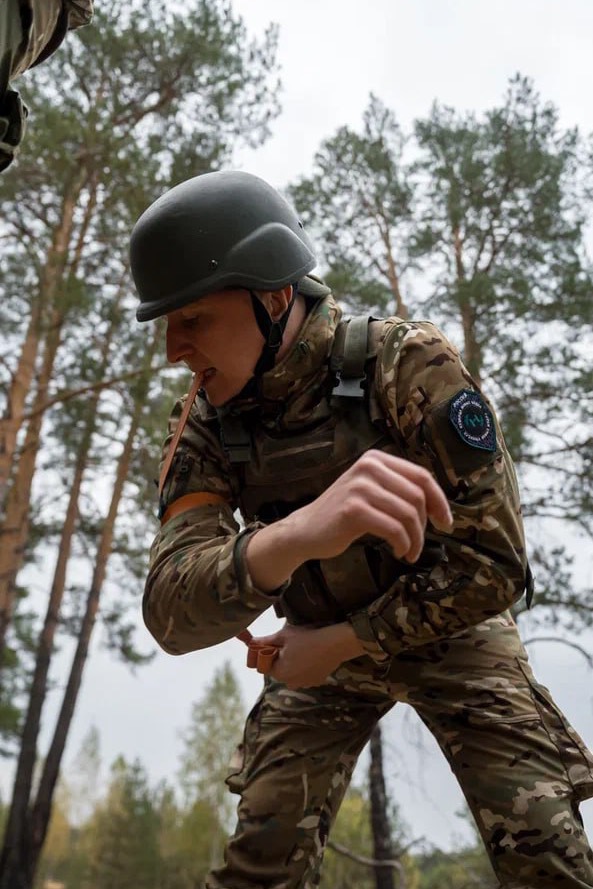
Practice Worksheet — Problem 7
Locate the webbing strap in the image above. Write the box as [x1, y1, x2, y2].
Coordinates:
[341, 315, 370, 378]
[161, 491, 226, 525]
[331, 315, 370, 398]
[158, 373, 203, 498]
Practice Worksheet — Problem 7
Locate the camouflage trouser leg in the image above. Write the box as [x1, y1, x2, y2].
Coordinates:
[205, 674, 391, 889]
[207, 612, 593, 888]
[393, 612, 593, 888]
[0, 0, 27, 170]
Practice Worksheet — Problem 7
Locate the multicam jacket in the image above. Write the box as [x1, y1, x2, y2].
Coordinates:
[143, 292, 530, 664]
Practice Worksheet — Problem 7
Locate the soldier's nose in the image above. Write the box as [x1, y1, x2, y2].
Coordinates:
[166, 326, 190, 364]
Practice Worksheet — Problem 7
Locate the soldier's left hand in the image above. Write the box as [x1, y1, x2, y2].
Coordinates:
[253, 622, 365, 689]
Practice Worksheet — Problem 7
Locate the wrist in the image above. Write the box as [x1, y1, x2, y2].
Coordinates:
[319, 622, 366, 662]
[245, 517, 309, 592]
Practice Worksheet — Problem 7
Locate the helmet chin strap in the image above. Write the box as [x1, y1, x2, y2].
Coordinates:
[249, 286, 296, 377]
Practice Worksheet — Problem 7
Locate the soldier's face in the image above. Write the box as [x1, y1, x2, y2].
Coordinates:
[165, 289, 265, 406]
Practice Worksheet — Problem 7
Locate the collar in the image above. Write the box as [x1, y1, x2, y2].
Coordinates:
[199, 294, 342, 430]
[259, 294, 341, 403]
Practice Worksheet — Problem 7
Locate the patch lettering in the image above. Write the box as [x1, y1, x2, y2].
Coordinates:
[449, 389, 496, 451]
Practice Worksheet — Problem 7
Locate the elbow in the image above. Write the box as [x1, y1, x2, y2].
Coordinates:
[144, 611, 185, 656]
[142, 584, 239, 655]
[492, 555, 530, 613]
[142, 592, 185, 655]
[509, 559, 533, 609]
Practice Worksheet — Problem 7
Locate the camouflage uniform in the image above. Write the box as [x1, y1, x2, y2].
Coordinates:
[144, 292, 593, 888]
[0, 0, 93, 170]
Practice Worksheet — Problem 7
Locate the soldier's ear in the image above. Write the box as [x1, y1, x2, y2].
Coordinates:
[268, 285, 293, 321]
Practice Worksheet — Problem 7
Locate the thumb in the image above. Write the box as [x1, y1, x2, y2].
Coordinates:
[251, 630, 284, 647]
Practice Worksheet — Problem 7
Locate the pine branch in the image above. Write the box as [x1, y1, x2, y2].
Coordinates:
[523, 636, 593, 667]
[22, 364, 170, 421]
[326, 839, 405, 872]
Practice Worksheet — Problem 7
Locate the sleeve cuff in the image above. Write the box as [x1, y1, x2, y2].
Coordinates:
[226, 525, 290, 608]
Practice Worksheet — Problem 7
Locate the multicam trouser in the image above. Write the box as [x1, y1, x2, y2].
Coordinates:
[207, 613, 593, 888]
[0, 0, 93, 170]
[0, 0, 27, 170]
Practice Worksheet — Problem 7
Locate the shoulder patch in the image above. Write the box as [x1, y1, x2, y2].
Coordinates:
[449, 389, 496, 451]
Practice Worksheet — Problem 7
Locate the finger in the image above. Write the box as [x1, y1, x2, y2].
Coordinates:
[358, 463, 429, 530]
[256, 646, 279, 674]
[253, 632, 283, 647]
[361, 503, 415, 560]
[343, 489, 424, 560]
[372, 454, 452, 528]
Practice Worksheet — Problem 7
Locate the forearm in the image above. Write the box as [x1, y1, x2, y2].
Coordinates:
[319, 621, 367, 661]
[244, 512, 311, 592]
[143, 507, 284, 654]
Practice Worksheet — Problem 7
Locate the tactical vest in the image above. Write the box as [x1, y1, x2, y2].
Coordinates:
[210, 316, 445, 626]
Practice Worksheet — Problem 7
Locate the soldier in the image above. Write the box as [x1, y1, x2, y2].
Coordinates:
[131, 170, 593, 888]
[0, 0, 93, 171]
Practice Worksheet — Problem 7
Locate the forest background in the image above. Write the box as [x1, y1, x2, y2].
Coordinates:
[0, 1, 592, 887]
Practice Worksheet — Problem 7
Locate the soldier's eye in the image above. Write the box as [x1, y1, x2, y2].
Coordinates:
[182, 315, 200, 328]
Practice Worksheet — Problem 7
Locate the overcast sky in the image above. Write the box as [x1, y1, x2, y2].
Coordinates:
[5, 0, 593, 854]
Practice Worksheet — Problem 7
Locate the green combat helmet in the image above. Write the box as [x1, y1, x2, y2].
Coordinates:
[131, 170, 319, 376]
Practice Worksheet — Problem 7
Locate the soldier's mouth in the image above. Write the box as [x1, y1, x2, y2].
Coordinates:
[202, 367, 216, 383]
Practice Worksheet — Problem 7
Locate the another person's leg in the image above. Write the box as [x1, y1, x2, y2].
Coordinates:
[207, 664, 394, 889]
[0, 0, 28, 170]
[396, 612, 593, 887]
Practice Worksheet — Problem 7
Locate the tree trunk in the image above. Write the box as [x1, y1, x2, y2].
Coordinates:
[0, 310, 65, 660]
[452, 223, 482, 383]
[0, 170, 91, 509]
[381, 222, 408, 319]
[369, 724, 400, 889]
[0, 173, 89, 660]
[17, 341, 157, 888]
[0, 319, 116, 886]
[0, 301, 43, 510]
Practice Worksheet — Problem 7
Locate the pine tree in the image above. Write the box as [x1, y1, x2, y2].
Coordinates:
[86, 757, 163, 889]
[0, 2, 280, 886]
[177, 662, 246, 868]
[289, 95, 416, 317]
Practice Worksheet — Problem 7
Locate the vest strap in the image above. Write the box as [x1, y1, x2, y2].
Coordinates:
[331, 316, 370, 398]
[219, 411, 252, 463]
[158, 373, 203, 498]
[161, 491, 226, 526]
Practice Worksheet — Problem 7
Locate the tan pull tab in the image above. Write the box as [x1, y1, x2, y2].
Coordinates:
[158, 373, 203, 498]
[160, 492, 227, 526]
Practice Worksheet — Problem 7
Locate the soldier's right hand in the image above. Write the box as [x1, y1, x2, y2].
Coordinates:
[288, 450, 453, 563]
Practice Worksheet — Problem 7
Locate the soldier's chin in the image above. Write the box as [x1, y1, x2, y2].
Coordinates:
[206, 374, 254, 408]
[202, 372, 234, 408]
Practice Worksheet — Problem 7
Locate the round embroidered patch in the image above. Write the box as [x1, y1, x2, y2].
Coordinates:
[448, 389, 496, 451]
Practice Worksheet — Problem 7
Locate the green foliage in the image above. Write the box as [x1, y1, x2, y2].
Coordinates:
[0, 597, 37, 755]
[289, 95, 417, 316]
[320, 789, 376, 889]
[319, 784, 421, 889]
[177, 662, 246, 834]
[416, 845, 495, 889]
[158, 790, 225, 889]
[0, 0, 280, 736]
[0, 3, 281, 884]
[31, 680, 244, 888]
[86, 757, 164, 889]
